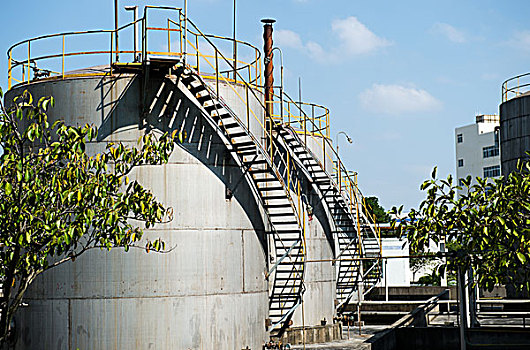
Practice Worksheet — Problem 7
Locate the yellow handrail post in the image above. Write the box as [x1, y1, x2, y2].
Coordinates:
[62, 35, 65, 79]
[269, 116, 273, 162]
[247, 65, 251, 85]
[195, 36, 199, 73]
[215, 50, 219, 96]
[27, 41, 31, 84]
[167, 19, 171, 53]
[287, 150, 291, 193]
[338, 160, 342, 192]
[246, 84, 250, 127]
[8, 51, 12, 89]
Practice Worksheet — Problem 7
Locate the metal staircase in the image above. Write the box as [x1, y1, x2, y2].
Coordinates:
[166, 68, 304, 337]
[274, 125, 381, 312]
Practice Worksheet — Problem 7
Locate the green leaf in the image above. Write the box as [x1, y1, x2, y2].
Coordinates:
[517, 252, 526, 264]
[5, 182, 13, 195]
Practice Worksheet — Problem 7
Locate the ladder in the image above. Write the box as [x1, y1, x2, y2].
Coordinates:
[274, 125, 381, 312]
[166, 68, 304, 337]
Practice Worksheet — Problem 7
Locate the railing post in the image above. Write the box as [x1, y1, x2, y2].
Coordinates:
[110, 33, 114, 75]
[179, 11, 183, 54]
[246, 84, 250, 127]
[27, 41, 31, 84]
[215, 50, 219, 96]
[8, 51, 12, 89]
[196, 36, 199, 72]
[167, 19, 171, 53]
[62, 35, 65, 79]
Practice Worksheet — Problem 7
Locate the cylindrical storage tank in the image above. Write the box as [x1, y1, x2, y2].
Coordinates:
[500, 93, 530, 175]
[6, 71, 270, 350]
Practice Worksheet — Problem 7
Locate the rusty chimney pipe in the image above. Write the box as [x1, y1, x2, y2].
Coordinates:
[261, 19, 276, 121]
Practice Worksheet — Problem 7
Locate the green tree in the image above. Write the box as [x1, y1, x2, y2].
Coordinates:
[391, 166, 530, 293]
[364, 196, 390, 223]
[0, 89, 178, 344]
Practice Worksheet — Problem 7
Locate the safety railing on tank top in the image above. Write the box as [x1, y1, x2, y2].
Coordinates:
[272, 90, 382, 257]
[502, 72, 530, 102]
[6, 6, 262, 92]
[6, 5, 303, 297]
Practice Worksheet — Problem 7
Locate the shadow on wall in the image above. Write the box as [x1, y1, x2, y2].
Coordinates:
[95, 72, 268, 254]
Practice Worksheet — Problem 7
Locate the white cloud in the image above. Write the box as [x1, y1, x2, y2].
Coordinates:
[359, 84, 441, 115]
[432, 23, 466, 43]
[275, 29, 304, 49]
[277, 16, 390, 63]
[332, 16, 391, 55]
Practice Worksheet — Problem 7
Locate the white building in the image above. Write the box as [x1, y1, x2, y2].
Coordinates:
[455, 114, 500, 192]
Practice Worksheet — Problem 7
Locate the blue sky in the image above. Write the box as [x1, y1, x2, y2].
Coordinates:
[2, 0, 530, 210]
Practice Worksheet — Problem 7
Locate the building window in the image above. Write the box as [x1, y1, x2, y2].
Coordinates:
[483, 145, 499, 158]
[458, 159, 464, 167]
[483, 165, 500, 178]
[457, 134, 463, 143]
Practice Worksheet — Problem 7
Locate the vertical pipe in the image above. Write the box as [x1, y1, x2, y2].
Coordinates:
[114, 0, 119, 62]
[134, 6, 138, 60]
[384, 258, 388, 302]
[261, 18, 275, 122]
[62, 35, 65, 79]
[183, 0, 188, 64]
[458, 266, 467, 350]
[142, 11, 146, 61]
[179, 9, 183, 54]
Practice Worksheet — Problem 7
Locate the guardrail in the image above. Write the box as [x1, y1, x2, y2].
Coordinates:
[502, 72, 530, 102]
[7, 6, 262, 90]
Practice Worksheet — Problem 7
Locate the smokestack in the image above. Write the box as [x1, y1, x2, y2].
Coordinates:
[261, 19, 276, 121]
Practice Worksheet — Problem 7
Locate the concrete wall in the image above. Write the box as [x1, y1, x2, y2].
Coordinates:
[500, 94, 530, 175]
[6, 73, 270, 350]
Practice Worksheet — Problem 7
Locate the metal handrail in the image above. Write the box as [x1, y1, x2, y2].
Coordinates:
[277, 90, 381, 253]
[502, 72, 530, 102]
[6, 7, 261, 90]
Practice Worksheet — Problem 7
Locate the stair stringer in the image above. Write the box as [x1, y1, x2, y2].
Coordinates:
[168, 70, 305, 338]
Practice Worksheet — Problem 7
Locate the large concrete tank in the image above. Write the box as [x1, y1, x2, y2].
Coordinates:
[5, 8, 342, 347]
[6, 70, 270, 350]
[500, 77, 530, 175]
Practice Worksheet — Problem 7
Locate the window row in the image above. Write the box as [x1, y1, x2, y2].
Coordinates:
[483, 165, 500, 178]
[483, 145, 499, 158]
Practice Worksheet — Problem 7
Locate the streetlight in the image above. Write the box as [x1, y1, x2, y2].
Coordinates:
[336, 131, 353, 156]
[124, 6, 139, 61]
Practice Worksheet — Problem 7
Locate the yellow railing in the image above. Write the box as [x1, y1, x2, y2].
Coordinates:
[502, 72, 530, 102]
[271, 97, 330, 139]
[6, 6, 262, 91]
[277, 90, 381, 253]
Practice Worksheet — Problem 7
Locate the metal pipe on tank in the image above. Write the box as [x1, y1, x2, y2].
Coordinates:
[114, 0, 119, 62]
[261, 19, 275, 121]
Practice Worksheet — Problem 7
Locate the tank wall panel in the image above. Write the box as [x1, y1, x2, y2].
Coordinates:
[500, 95, 530, 174]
